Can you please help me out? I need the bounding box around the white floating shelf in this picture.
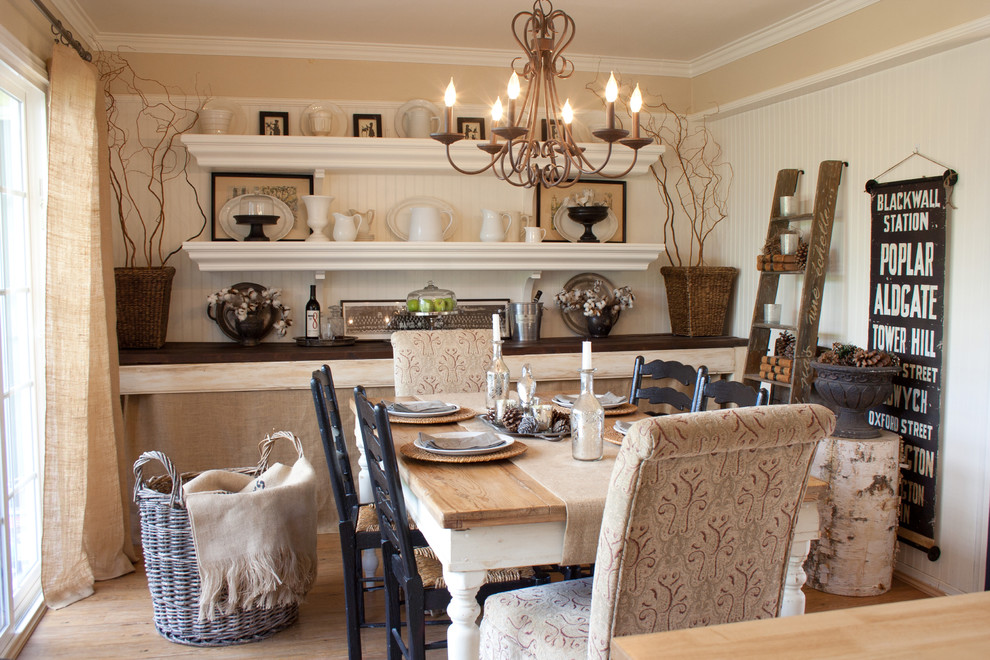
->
[182,241,664,273]
[180,134,663,176]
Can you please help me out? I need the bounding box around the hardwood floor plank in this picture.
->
[19,534,929,659]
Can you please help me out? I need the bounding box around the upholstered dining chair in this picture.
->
[354,385,545,660]
[311,366,428,660]
[692,366,770,412]
[391,329,492,397]
[627,355,704,414]
[479,403,836,660]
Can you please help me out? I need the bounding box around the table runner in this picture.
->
[452,395,624,565]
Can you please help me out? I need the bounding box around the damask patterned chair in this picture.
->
[391,329,492,397]
[479,403,836,660]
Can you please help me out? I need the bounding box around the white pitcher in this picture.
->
[408,206,453,241]
[331,212,367,242]
[479,209,513,242]
[301,195,333,242]
[405,106,440,138]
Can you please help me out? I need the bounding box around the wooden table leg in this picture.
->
[781,500,819,616]
[442,568,486,660]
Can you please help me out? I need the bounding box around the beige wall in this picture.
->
[692,0,990,112]
[1,0,89,65]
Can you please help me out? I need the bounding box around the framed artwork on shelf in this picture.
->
[540,118,563,141]
[457,117,486,140]
[341,299,509,340]
[534,180,626,243]
[353,113,383,138]
[211,172,314,241]
[259,111,289,136]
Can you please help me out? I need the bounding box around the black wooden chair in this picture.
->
[692,366,770,412]
[628,356,705,414]
[354,385,546,660]
[311,366,426,660]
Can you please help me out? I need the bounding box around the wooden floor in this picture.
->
[19,535,931,659]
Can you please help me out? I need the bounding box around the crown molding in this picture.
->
[690,0,879,76]
[697,15,990,120]
[0,23,47,88]
[48,0,100,49]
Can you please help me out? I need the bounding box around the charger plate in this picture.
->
[387,407,478,425]
[604,427,625,446]
[400,440,527,463]
[550,401,638,417]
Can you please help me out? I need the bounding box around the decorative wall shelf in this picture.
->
[182,241,664,272]
[180,134,664,176]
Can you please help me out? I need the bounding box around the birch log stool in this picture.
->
[805,430,900,595]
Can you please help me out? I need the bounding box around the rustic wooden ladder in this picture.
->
[743,160,846,403]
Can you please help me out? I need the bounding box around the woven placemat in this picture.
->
[550,402,638,417]
[399,440,528,463]
[604,427,625,446]
[387,408,478,425]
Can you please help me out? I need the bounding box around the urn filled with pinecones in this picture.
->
[811,342,900,438]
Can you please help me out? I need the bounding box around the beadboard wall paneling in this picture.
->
[705,37,990,594]
[109,96,671,343]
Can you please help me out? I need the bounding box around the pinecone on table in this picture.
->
[500,407,523,433]
[775,331,795,358]
[551,418,570,435]
[517,415,539,435]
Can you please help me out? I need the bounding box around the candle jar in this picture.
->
[764,303,782,324]
[571,368,604,461]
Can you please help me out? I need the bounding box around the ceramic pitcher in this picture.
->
[408,206,453,241]
[331,212,367,241]
[479,209,513,242]
[405,106,440,138]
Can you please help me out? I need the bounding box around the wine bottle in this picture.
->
[306,285,320,339]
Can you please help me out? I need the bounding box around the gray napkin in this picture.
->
[389,400,453,414]
[418,431,504,451]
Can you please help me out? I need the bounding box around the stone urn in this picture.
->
[811,362,900,438]
[585,309,618,338]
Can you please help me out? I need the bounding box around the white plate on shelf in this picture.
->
[199,98,245,135]
[552,203,619,242]
[218,194,294,241]
[301,102,346,137]
[394,99,443,138]
[414,432,513,456]
[386,196,457,241]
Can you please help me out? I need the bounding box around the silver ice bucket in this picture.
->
[506,302,543,342]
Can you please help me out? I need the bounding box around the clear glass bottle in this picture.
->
[517,363,536,414]
[486,340,510,411]
[571,368,604,461]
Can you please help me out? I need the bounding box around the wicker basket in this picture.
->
[132,451,298,646]
[661,266,738,337]
[115,267,175,349]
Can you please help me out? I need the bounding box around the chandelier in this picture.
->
[430,0,653,189]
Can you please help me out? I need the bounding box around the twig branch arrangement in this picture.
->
[97,51,207,267]
[641,98,731,267]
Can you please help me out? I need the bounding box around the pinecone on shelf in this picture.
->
[501,406,523,432]
[775,331,796,358]
[796,240,809,266]
[852,348,899,367]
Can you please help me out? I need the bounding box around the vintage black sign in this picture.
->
[866,173,952,558]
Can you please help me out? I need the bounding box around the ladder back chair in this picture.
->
[628,356,704,414]
[479,404,836,659]
[693,366,770,412]
[354,385,544,660]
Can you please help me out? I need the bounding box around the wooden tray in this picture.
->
[399,440,528,463]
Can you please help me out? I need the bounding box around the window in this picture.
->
[0,54,46,655]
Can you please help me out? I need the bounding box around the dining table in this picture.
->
[351,391,825,660]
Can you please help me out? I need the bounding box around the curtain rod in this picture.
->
[30,0,92,61]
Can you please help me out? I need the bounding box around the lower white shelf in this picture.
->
[182,241,665,272]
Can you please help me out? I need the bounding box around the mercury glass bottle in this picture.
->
[517,363,537,414]
[486,340,510,411]
[571,368,604,461]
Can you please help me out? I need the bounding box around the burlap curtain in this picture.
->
[42,44,134,609]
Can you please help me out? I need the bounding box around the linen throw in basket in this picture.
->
[182,431,317,621]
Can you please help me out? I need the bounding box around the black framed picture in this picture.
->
[260,111,289,136]
[534,179,626,243]
[353,114,383,138]
[457,117,486,140]
[211,172,314,241]
[541,118,563,141]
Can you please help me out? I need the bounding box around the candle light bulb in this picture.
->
[507,72,520,100]
[605,72,618,103]
[492,97,503,122]
[561,99,573,124]
[630,84,642,112]
[444,78,456,107]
